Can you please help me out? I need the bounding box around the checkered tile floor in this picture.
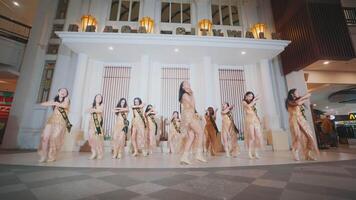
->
[1,159,356,200]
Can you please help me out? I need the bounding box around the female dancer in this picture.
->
[88,94,104,160]
[243,91,263,159]
[112,98,129,159]
[221,102,239,157]
[168,111,182,154]
[131,97,147,156]
[179,81,207,164]
[204,107,219,156]
[286,89,319,161]
[38,88,71,163]
[145,104,158,155]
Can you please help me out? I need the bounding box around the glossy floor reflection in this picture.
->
[1,155,356,200]
[0,148,356,168]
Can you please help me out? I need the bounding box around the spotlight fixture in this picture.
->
[323,61,330,65]
[13,1,20,6]
[108,46,114,50]
[241,51,246,55]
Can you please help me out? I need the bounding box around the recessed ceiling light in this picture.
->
[108,46,114,50]
[241,51,246,55]
[174,48,179,53]
[13,1,20,6]
[325,106,329,109]
[323,61,330,65]
[312,104,317,107]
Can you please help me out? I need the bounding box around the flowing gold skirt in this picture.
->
[88,118,104,157]
[38,111,66,160]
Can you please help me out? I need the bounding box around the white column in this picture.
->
[64,0,83,31]
[259,59,280,130]
[195,0,212,20]
[286,70,316,137]
[62,53,88,151]
[259,59,289,151]
[139,55,150,102]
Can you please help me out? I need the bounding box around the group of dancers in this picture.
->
[38,81,319,164]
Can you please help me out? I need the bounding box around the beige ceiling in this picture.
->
[305,59,356,72]
[0,0,39,26]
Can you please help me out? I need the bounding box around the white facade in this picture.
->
[2,0,296,151]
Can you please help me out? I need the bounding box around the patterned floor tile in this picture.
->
[17,170,82,183]
[172,176,248,199]
[286,182,356,200]
[215,169,267,178]
[151,174,196,187]
[148,188,218,200]
[124,171,178,182]
[31,178,120,200]
[252,178,287,189]
[294,165,351,175]
[290,172,356,191]
[183,171,210,177]
[0,174,21,187]
[280,189,349,200]
[130,195,160,200]
[0,189,38,200]
[88,171,117,178]
[26,174,91,188]
[98,174,142,187]
[205,172,255,184]
[126,183,166,195]
[0,183,27,194]
[94,189,139,200]
[232,185,283,200]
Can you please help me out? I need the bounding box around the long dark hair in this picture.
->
[54,88,69,103]
[115,98,127,115]
[116,98,127,108]
[179,81,189,103]
[53,88,69,110]
[92,94,103,108]
[285,88,297,109]
[133,97,142,106]
[171,111,179,122]
[223,102,230,111]
[206,107,215,116]
[243,91,255,104]
[145,104,153,113]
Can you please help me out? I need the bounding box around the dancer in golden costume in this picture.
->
[221,102,239,157]
[87,94,104,160]
[38,88,72,163]
[204,107,220,156]
[112,98,129,159]
[286,88,319,161]
[179,81,207,164]
[145,104,158,155]
[243,91,263,159]
[168,111,182,154]
[131,97,147,156]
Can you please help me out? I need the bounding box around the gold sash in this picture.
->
[121,113,129,134]
[148,114,158,135]
[92,112,103,135]
[134,108,147,128]
[58,107,72,133]
[227,111,239,135]
[172,119,181,134]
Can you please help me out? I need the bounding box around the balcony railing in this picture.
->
[344,7,356,26]
[0,15,31,43]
